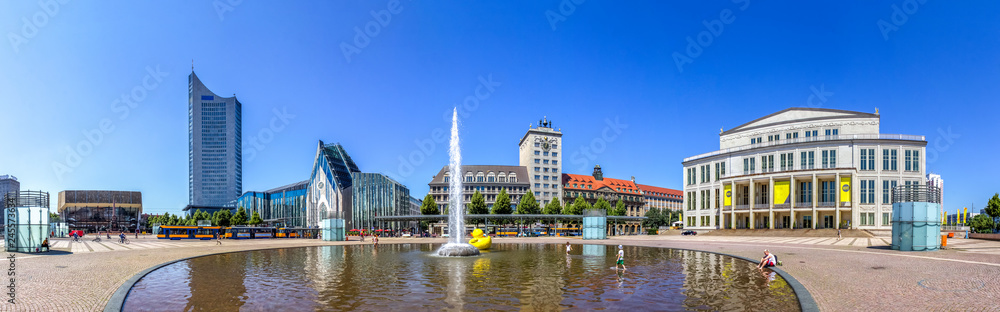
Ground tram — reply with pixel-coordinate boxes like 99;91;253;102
224;226;276;239
155;225;224;240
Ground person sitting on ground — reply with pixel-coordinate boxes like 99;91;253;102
41;238;49;250
757;249;777;269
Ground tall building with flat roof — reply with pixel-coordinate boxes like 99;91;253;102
927;173;944;211
188;70;242;206
682;108;927;230
519;117;563;205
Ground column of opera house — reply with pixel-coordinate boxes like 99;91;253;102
682;108;927;230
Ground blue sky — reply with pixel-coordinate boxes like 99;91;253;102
1;1;998;215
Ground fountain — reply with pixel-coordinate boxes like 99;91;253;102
436;108;481;257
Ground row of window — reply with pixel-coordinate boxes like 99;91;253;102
688;149;921;185
749;129;837;145
532;151;559;157
702;179;921;207
533;167;558;173
533;158;558;165
533;142;558;149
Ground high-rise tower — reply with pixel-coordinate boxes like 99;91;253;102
518;117;563;205
188;71;242;206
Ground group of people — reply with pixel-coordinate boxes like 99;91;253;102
563;242;628;271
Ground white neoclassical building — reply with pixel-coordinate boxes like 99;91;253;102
681;108;927;230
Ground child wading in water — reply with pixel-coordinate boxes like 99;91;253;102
616;245;627;271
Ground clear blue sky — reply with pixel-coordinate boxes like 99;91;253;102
2;1;998;215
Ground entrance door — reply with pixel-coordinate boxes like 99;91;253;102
782;216;791;229
803;216;812;228
823;216;834;229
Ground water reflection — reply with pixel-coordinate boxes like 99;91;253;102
124;244;799;311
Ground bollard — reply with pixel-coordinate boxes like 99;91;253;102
941;234;947;247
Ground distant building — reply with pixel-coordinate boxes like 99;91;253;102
0;175;20;224
428;165;531;212
306;141;360;228
58;190;142;233
188;70;242;207
927;173;944;211
519;117;563;205
636;183;683;212
562;165;646;234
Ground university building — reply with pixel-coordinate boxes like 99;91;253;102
682;108;927;230
188;70;242;206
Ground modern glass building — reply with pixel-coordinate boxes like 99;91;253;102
0;175;20;224
351;173;410;232
188;70;242;206
236;180;308;227
307;141;361;228
57;190;142;233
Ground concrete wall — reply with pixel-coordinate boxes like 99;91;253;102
970;233;1000;241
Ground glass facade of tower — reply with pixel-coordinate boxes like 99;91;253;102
188;71;242;206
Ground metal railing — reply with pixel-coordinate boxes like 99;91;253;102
684;133;925;162
892;185;941;204
3;191;50;208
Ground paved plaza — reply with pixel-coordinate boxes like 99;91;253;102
4;235;1000;311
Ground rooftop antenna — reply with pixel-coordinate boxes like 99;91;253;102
191;59;194;71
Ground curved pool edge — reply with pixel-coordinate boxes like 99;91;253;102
104;242;818;312
104;245;321;312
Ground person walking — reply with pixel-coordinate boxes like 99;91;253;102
838;229;842;240
566;242;572;254
373;234;379;248
216;233;222;245
616;245;627;271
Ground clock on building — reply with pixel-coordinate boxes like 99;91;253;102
535;137;555;151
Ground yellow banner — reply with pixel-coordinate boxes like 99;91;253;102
774;181;790;205
724;185;732;206
840;177;851;203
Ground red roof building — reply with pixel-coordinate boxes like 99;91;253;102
636;184;683;212
561;165;646;234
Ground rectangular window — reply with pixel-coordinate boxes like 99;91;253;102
883;213;890;226
543;160;549;164
799;182;813;203
543;151;549;156
910;150;920;172
860;179;875;204
860;213;867;226
905;150;912;171
821;181;836;203
715;163;720;180
882;180;897;204
534;151;540;155
743;158;749;175
721;162;726;176
780;153;787;171
805;131;811;137
750;157;756;174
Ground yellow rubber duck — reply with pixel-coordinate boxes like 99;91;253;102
469;228;492;250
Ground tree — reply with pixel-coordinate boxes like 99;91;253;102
492;189;513;215
970;214;995;234
611;199;627;217
516;192;540;215
249;211;264;226
231;207;249;226
49;212;61;223
564;196;589;215
420;193;439;215
543;199;562;215
468;191;489;227
214;210;232;227
593;197;611;212
641;208;672;229
986;193;1000;231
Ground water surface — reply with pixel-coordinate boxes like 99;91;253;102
123;244;799;311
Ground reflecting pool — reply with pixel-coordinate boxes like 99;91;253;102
123;244;799;311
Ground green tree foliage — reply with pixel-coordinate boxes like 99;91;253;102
250;211;264;226
611;199;627;217
213;210;233;227
468;191;488;227
49;212;61;223
642;208;673;228
593;197;611;212
970;214;995;234
986;193;1000;220
231;207;249;226
564;196;589;215
420;193;439;215
543;199;562;215
516;192;540;215
492;189;513;215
